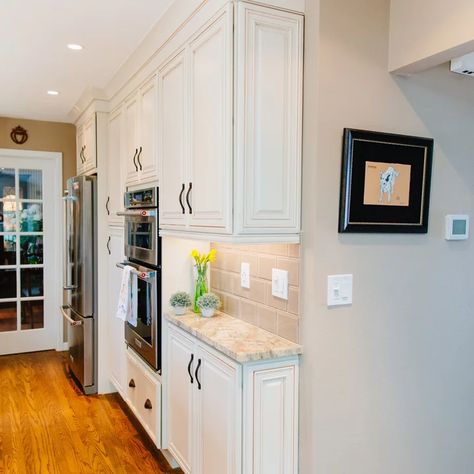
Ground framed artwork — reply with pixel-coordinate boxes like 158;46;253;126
339;128;433;233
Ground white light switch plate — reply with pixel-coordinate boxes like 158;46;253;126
241;262;250;289
327;274;353;307
272;268;288;300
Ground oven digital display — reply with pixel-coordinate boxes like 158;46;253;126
128;188;155;207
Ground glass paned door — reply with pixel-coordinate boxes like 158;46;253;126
0;152;59;354
0;168;44;332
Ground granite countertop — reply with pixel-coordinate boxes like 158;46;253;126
165;310;302;363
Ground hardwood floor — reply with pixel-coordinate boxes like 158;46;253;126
0;350;177;474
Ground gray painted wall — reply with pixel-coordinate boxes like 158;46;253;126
300;0;474;472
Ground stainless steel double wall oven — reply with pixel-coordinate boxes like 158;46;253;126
118;187;161;371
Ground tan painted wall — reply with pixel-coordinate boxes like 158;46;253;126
300;0;474;472
0;117;76;188
389;0;474;73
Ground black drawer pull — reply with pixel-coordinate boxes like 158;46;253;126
137;146;143;171
195;358;201;390
132;148;138;172
106;236;111;255
144;399;152;410
129;379;135;388
106;196;110;215
187;353;194;384
186;182;192;214
179;183;185;214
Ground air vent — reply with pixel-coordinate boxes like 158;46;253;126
451;52;474;77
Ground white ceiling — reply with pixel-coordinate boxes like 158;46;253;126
0;0;173;123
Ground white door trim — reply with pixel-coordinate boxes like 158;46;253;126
0;148;63;352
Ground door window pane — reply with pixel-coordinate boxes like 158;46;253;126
0;235;16;265
20;169;42;200
0;201;17;232
20;236;43;264
20;203;43;232
0;301;17;332
21;268;43;297
0;168;15;199
21;300;44;330
0;269;16;298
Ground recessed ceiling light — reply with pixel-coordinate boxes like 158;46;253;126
47;90;59;96
67;43;83;51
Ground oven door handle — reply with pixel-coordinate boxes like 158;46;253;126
116;210;157;217
116;262;156;279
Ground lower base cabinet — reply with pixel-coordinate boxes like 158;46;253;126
125;349;162;447
165;323;299;474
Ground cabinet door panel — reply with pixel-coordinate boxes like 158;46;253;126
159;50;187;227
194;344;240;474
167;325;194;473
138;77;159;183
188;7;233;232
83;114;97;173
124;93;140;185
108;228;126;394
76;125;84;175
107;106;124;225
235;3;303;233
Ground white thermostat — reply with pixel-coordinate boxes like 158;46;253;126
445;215;469;240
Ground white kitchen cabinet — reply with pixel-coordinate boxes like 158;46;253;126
234;2;303;235
159;5;233;234
165;321;299;474
107;227;126;395
76;112;97;175
167;323;241;474
107;105;124;225
158;2;303;242
123;76;159;187
126;349;162;446
158;49;188;227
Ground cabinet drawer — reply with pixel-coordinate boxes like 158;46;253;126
136;369;160;441
126;354;140;407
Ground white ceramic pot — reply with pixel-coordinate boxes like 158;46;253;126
201;308;215;318
174;306;187;315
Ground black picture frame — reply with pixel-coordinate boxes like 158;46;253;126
338;128;433;233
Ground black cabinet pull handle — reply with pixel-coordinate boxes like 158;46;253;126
195;358;201;390
137;146;143;171
187;353;194;384
186;182;192;214
82;145;87;163
129;379;135;388
144;399;152;410
132;148;138;172
106;196;110;215
179;183;185;214
106;236;111;255
80;146;85;163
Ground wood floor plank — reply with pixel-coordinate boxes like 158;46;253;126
0;351;173;474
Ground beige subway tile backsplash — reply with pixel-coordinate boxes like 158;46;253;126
211;242;300;343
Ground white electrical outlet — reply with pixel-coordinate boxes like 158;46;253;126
241;262;250;289
272;268;288;300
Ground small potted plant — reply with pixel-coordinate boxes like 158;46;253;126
197;292;221;318
169;291;192;315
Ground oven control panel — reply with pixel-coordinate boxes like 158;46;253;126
125;187;157;209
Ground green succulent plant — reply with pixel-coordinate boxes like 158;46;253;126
170;291;193;308
197;292;221;310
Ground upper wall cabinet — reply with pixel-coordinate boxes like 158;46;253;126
234;3;303;235
158;2;303;242
159;6;233;234
124;75;159;187
76;112;97;175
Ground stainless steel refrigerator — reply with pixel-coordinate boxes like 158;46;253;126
60;175;97;394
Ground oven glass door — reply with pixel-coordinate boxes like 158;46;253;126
127;221;153;250
131;277;153;345
124;215;157;265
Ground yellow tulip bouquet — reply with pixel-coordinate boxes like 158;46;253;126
191;249;216;313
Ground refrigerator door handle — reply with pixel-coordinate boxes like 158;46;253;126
60;305;83;327
63;195;77;291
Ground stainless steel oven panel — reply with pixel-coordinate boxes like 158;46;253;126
61;305;94;390
118;262;159;370
122;213;158;267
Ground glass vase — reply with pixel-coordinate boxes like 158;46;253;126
193;264;208;313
